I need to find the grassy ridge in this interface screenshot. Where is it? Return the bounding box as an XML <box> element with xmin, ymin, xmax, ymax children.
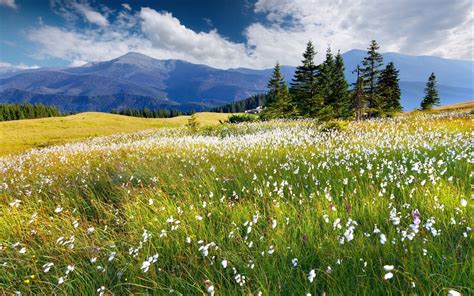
<box><xmin>432</xmin><ymin>101</ymin><xmax>474</xmax><ymax>111</ymax></box>
<box><xmin>0</xmin><ymin>112</ymin><xmax>230</xmax><ymax>156</ymax></box>
<box><xmin>0</xmin><ymin>112</ymin><xmax>472</xmax><ymax>295</ymax></box>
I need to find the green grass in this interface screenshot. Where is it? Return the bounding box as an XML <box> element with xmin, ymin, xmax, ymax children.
<box><xmin>0</xmin><ymin>112</ymin><xmax>472</xmax><ymax>295</ymax></box>
<box><xmin>0</xmin><ymin>112</ymin><xmax>230</xmax><ymax>156</ymax></box>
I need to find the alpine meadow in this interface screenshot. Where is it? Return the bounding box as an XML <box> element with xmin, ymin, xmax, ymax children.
<box><xmin>0</xmin><ymin>1</ymin><xmax>473</xmax><ymax>295</ymax></box>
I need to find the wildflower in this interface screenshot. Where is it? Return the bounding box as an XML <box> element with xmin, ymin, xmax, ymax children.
<box><xmin>383</xmin><ymin>265</ymin><xmax>394</xmax><ymax>271</ymax></box>
<box><xmin>205</xmin><ymin>281</ymin><xmax>215</xmax><ymax>296</ymax></box>
<box><xmin>447</xmin><ymin>289</ymin><xmax>461</xmax><ymax>296</ymax></box>
<box><xmin>97</xmin><ymin>286</ymin><xmax>106</xmax><ymax>296</ymax></box>
<box><xmin>384</xmin><ymin>272</ymin><xmax>393</xmax><ymax>280</ymax></box>
<box><xmin>268</xmin><ymin>245</ymin><xmax>275</xmax><ymax>254</ymax></box>
<box><xmin>291</xmin><ymin>258</ymin><xmax>298</xmax><ymax>267</ymax></box>
<box><xmin>9</xmin><ymin>199</ymin><xmax>21</xmax><ymax>207</ymax></box>
<box><xmin>19</xmin><ymin>247</ymin><xmax>26</xmax><ymax>254</ymax></box>
<box><xmin>272</xmin><ymin>219</ymin><xmax>277</xmax><ymax>229</ymax></box>
<box><xmin>141</xmin><ymin>260</ymin><xmax>151</xmax><ymax>273</ymax></box>
<box><xmin>66</xmin><ymin>265</ymin><xmax>74</xmax><ymax>275</ymax></box>
<box><xmin>72</xmin><ymin>220</ymin><xmax>79</xmax><ymax>228</ymax></box>
<box><xmin>221</xmin><ymin>259</ymin><xmax>228</xmax><ymax>269</ymax></box>
<box><xmin>460</xmin><ymin>199</ymin><xmax>467</xmax><ymax>207</ymax></box>
<box><xmin>54</xmin><ymin>206</ymin><xmax>63</xmax><ymax>213</ymax></box>
<box><xmin>207</xmin><ymin>285</ymin><xmax>215</xmax><ymax>296</ymax></box>
<box><xmin>234</xmin><ymin>273</ymin><xmax>246</xmax><ymax>286</ymax></box>
<box><xmin>42</xmin><ymin>262</ymin><xmax>54</xmax><ymax>273</ymax></box>
<box><xmin>141</xmin><ymin>254</ymin><xmax>158</xmax><ymax>273</ymax></box>
<box><xmin>380</xmin><ymin>233</ymin><xmax>387</xmax><ymax>244</ymax></box>
<box><xmin>308</xmin><ymin>269</ymin><xmax>316</xmax><ymax>283</ymax></box>
<box><xmin>58</xmin><ymin>277</ymin><xmax>64</xmax><ymax>285</ymax></box>
<box><xmin>390</xmin><ymin>208</ymin><xmax>400</xmax><ymax>225</ymax></box>
<box><xmin>195</xmin><ymin>215</ymin><xmax>203</xmax><ymax>221</ymax></box>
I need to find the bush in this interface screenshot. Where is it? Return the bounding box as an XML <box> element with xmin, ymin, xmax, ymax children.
<box><xmin>226</xmin><ymin>113</ymin><xmax>259</xmax><ymax>124</ymax></box>
<box><xmin>320</xmin><ymin>119</ymin><xmax>348</xmax><ymax>132</ymax></box>
<box><xmin>185</xmin><ymin>114</ymin><xmax>199</xmax><ymax>131</ymax></box>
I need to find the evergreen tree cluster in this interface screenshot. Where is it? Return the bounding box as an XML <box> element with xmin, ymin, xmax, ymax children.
<box><xmin>0</xmin><ymin>103</ymin><xmax>61</xmax><ymax>121</ymax></box>
<box><xmin>211</xmin><ymin>94</ymin><xmax>267</xmax><ymax>113</ymax></box>
<box><xmin>111</xmin><ymin>108</ymin><xmax>189</xmax><ymax>118</ymax></box>
<box><xmin>262</xmin><ymin>40</ymin><xmax>406</xmax><ymax>120</ymax></box>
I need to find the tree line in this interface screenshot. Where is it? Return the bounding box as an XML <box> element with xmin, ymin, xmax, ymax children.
<box><xmin>111</xmin><ymin>107</ymin><xmax>190</xmax><ymax>118</ymax></box>
<box><xmin>0</xmin><ymin>104</ymin><xmax>192</xmax><ymax>122</ymax></box>
<box><xmin>262</xmin><ymin>40</ymin><xmax>440</xmax><ymax>120</ymax></box>
<box><xmin>0</xmin><ymin>103</ymin><xmax>61</xmax><ymax>121</ymax></box>
<box><xmin>211</xmin><ymin>94</ymin><xmax>267</xmax><ymax>113</ymax></box>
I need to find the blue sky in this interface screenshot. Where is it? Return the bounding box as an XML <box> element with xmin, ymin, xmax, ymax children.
<box><xmin>0</xmin><ymin>0</ymin><xmax>472</xmax><ymax>69</ymax></box>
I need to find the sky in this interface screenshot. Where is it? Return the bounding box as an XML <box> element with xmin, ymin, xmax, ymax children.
<box><xmin>0</xmin><ymin>0</ymin><xmax>472</xmax><ymax>69</ymax></box>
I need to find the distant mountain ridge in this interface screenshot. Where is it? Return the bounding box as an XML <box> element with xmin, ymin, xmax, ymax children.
<box><xmin>0</xmin><ymin>50</ymin><xmax>472</xmax><ymax>112</ymax></box>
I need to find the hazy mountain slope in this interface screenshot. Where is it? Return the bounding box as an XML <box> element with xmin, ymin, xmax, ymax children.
<box><xmin>63</xmin><ymin>52</ymin><xmax>268</xmax><ymax>103</ymax></box>
<box><xmin>0</xmin><ymin>51</ymin><xmax>471</xmax><ymax>111</ymax></box>
<box><xmin>0</xmin><ymin>89</ymin><xmax>183</xmax><ymax>112</ymax></box>
<box><xmin>342</xmin><ymin>49</ymin><xmax>473</xmax><ymax>87</ymax></box>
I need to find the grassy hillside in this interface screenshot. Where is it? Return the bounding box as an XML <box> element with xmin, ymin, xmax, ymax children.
<box><xmin>0</xmin><ymin>111</ymin><xmax>472</xmax><ymax>295</ymax></box>
<box><xmin>0</xmin><ymin>112</ymin><xmax>229</xmax><ymax>156</ymax></box>
<box><xmin>432</xmin><ymin>101</ymin><xmax>474</xmax><ymax>111</ymax></box>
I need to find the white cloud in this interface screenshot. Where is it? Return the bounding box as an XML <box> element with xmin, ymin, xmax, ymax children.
<box><xmin>139</xmin><ymin>8</ymin><xmax>256</xmax><ymax>68</ymax></box>
<box><xmin>71</xmin><ymin>2</ymin><xmax>109</xmax><ymax>27</ymax></box>
<box><xmin>0</xmin><ymin>0</ymin><xmax>17</xmax><ymax>9</ymax></box>
<box><xmin>28</xmin><ymin>7</ymin><xmax>259</xmax><ymax>69</ymax></box>
<box><xmin>250</xmin><ymin>0</ymin><xmax>474</xmax><ymax>62</ymax></box>
<box><xmin>122</xmin><ymin>3</ymin><xmax>131</xmax><ymax>11</ymax></box>
<box><xmin>28</xmin><ymin>25</ymin><xmax>145</xmax><ymax>64</ymax></box>
<box><xmin>0</xmin><ymin>61</ymin><xmax>39</xmax><ymax>69</ymax></box>
<box><xmin>26</xmin><ymin>1</ymin><xmax>473</xmax><ymax>69</ymax></box>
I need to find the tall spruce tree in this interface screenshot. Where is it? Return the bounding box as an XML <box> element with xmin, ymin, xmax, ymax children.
<box><xmin>352</xmin><ymin>65</ymin><xmax>365</xmax><ymax>121</ymax></box>
<box><xmin>361</xmin><ymin>40</ymin><xmax>384</xmax><ymax>113</ymax></box>
<box><xmin>420</xmin><ymin>72</ymin><xmax>440</xmax><ymax>110</ymax></box>
<box><xmin>331</xmin><ymin>51</ymin><xmax>350</xmax><ymax>117</ymax></box>
<box><xmin>317</xmin><ymin>47</ymin><xmax>336</xmax><ymax>119</ymax></box>
<box><xmin>377</xmin><ymin>62</ymin><xmax>402</xmax><ymax>113</ymax></box>
<box><xmin>263</xmin><ymin>62</ymin><xmax>295</xmax><ymax>119</ymax></box>
<box><xmin>290</xmin><ymin>41</ymin><xmax>321</xmax><ymax>117</ymax></box>
<box><xmin>319</xmin><ymin>47</ymin><xmax>335</xmax><ymax>104</ymax></box>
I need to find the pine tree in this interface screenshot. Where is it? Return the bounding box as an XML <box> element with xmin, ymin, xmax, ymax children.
<box><xmin>420</xmin><ymin>72</ymin><xmax>440</xmax><ymax>110</ymax></box>
<box><xmin>263</xmin><ymin>62</ymin><xmax>296</xmax><ymax>119</ymax></box>
<box><xmin>319</xmin><ymin>47</ymin><xmax>335</xmax><ymax>105</ymax></box>
<box><xmin>352</xmin><ymin>65</ymin><xmax>366</xmax><ymax>121</ymax></box>
<box><xmin>377</xmin><ymin>62</ymin><xmax>402</xmax><ymax>113</ymax></box>
<box><xmin>290</xmin><ymin>41</ymin><xmax>321</xmax><ymax>117</ymax></box>
<box><xmin>331</xmin><ymin>51</ymin><xmax>350</xmax><ymax>117</ymax></box>
<box><xmin>361</xmin><ymin>40</ymin><xmax>384</xmax><ymax>113</ymax></box>
<box><xmin>266</xmin><ymin>62</ymin><xmax>286</xmax><ymax>105</ymax></box>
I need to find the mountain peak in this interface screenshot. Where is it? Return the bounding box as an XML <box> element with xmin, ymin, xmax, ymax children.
<box><xmin>114</xmin><ymin>52</ymin><xmax>157</xmax><ymax>64</ymax></box>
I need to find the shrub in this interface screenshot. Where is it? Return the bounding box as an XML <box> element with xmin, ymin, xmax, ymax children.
<box><xmin>320</xmin><ymin>119</ymin><xmax>348</xmax><ymax>132</ymax></box>
<box><xmin>186</xmin><ymin>113</ymin><xmax>199</xmax><ymax>131</ymax></box>
<box><xmin>226</xmin><ymin>113</ymin><xmax>259</xmax><ymax>124</ymax></box>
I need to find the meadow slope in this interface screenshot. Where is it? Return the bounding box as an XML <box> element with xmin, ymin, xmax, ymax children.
<box><xmin>0</xmin><ymin>112</ymin><xmax>230</xmax><ymax>156</ymax></box>
<box><xmin>0</xmin><ymin>111</ymin><xmax>472</xmax><ymax>295</ymax></box>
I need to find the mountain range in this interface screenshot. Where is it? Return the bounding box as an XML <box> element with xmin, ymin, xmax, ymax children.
<box><xmin>0</xmin><ymin>50</ymin><xmax>472</xmax><ymax>112</ymax></box>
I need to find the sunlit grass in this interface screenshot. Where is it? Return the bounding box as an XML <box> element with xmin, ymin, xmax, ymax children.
<box><xmin>0</xmin><ymin>111</ymin><xmax>472</xmax><ymax>295</ymax></box>
<box><xmin>0</xmin><ymin>112</ymin><xmax>230</xmax><ymax>156</ymax></box>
